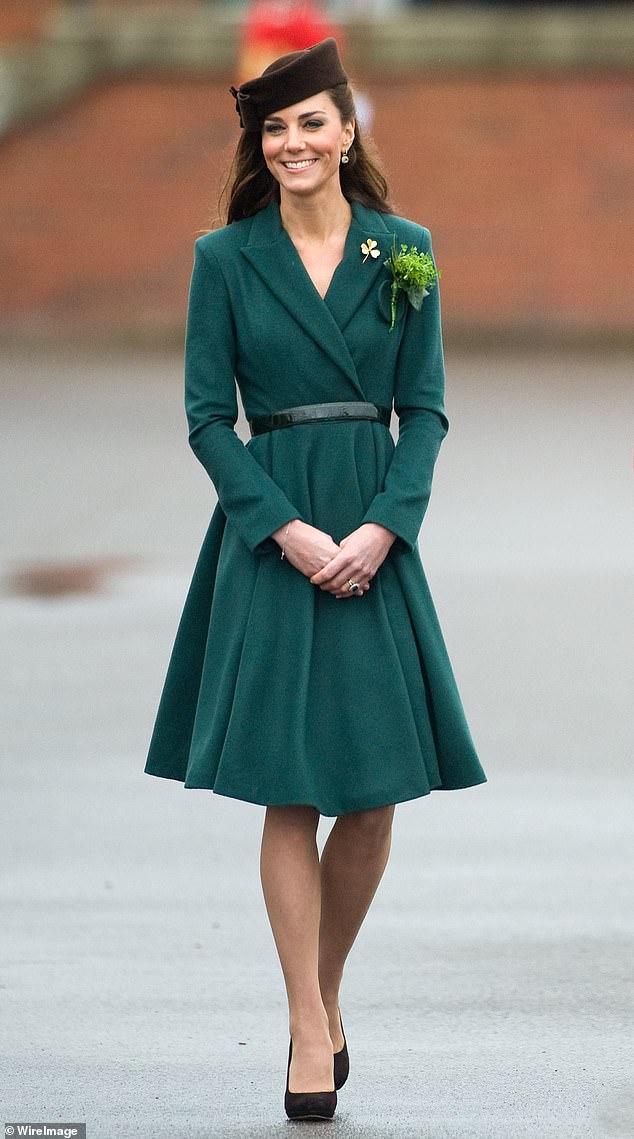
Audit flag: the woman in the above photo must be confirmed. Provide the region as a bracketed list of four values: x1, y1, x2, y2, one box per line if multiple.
[145, 38, 487, 1121]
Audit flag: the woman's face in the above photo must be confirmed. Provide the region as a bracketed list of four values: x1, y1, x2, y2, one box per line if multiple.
[261, 91, 354, 198]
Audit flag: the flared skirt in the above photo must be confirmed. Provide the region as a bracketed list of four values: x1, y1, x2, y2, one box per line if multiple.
[144, 420, 487, 815]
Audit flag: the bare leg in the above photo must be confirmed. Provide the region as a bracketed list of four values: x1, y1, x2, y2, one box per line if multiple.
[260, 804, 335, 1093]
[318, 804, 396, 1049]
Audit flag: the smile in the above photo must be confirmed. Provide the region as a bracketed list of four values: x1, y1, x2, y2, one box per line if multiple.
[282, 159, 318, 170]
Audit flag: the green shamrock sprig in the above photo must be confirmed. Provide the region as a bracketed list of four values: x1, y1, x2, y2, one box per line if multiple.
[384, 242, 440, 332]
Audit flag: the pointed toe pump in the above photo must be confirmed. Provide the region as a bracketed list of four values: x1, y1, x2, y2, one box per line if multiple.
[284, 1036, 337, 1121]
[333, 1008, 349, 1090]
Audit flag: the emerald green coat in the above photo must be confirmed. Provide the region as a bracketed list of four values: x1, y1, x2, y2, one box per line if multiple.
[144, 197, 487, 815]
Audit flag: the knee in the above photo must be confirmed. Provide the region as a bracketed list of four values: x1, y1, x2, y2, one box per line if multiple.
[339, 804, 395, 847]
[264, 803, 320, 837]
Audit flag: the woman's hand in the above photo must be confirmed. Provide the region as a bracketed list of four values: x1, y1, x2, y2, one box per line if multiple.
[271, 519, 343, 582]
[309, 523, 397, 599]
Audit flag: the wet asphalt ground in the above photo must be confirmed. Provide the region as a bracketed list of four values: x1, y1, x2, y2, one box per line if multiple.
[1, 346, 632, 1138]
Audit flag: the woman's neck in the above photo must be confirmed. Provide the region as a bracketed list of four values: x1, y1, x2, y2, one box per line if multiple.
[279, 186, 352, 244]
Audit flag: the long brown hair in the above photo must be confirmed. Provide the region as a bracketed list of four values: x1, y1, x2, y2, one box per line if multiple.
[216, 83, 393, 226]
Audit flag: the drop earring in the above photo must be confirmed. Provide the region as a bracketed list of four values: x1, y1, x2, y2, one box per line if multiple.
[341, 148, 350, 164]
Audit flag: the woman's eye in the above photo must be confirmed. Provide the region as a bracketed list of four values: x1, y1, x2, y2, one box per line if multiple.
[305, 120, 324, 129]
[264, 124, 283, 134]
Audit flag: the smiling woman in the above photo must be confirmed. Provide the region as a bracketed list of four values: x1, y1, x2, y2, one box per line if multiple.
[144, 36, 487, 1125]
[257, 93, 355, 300]
[260, 99, 354, 220]
[223, 42, 391, 225]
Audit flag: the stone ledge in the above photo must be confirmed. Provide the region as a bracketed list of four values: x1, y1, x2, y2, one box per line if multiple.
[360, 7, 634, 71]
[43, 4, 634, 72]
[0, 40, 94, 133]
[43, 3, 237, 73]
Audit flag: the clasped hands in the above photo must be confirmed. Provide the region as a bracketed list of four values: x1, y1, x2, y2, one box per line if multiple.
[272, 518, 397, 599]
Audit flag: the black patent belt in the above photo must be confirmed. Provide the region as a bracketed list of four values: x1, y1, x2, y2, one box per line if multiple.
[249, 401, 391, 437]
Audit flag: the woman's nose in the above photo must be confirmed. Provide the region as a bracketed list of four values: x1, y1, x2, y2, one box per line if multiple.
[285, 129, 305, 151]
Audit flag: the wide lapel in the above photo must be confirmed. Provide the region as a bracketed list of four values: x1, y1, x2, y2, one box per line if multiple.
[240, 201, 363, 394]
[324, 201, 396, 332]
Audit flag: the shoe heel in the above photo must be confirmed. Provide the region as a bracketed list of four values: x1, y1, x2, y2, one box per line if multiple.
[284, 1036, 337, 1121]
[333, 1008, 349, 1090]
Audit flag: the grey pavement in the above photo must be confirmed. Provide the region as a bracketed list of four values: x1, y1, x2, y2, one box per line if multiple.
[1, 346, 633, 1138]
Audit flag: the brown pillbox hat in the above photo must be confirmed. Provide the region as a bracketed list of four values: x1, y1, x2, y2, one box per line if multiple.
[229, 37, 348, 131]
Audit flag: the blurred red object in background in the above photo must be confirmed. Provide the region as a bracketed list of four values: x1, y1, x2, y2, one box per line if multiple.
[236, 0, 343, 85]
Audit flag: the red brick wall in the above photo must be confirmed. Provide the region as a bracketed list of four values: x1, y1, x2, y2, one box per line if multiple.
[0, 70, 631, 341]
[379, 73, 633, 336]
[0, 1, 57, 43]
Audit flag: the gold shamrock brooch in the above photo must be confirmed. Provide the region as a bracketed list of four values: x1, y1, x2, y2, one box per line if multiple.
[361, 238, 380, 263]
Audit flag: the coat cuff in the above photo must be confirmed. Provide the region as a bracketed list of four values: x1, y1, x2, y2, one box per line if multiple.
[250, 513, 303, 556]
[359, 501, 419, 554]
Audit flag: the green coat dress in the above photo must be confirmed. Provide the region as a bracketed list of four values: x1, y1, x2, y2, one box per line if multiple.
[144, 197, 487, 816]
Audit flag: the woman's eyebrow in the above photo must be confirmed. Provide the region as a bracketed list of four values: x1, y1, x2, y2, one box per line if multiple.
[264, 109, 328, 123]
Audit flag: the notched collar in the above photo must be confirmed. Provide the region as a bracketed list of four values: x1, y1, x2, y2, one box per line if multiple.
[324, 205, 396, 332]
[240, 200, 396, 393]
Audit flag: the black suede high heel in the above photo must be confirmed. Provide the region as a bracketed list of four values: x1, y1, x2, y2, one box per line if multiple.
[284, 1036, 337, 1121]
[333, 1008, 349, 1090]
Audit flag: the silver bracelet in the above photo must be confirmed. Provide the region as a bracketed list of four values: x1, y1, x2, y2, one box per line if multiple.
[280, 521, 291, 560]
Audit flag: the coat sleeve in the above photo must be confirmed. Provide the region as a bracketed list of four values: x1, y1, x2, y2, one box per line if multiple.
[360, 226, 449, 554]
[184, 238, 304, 555]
